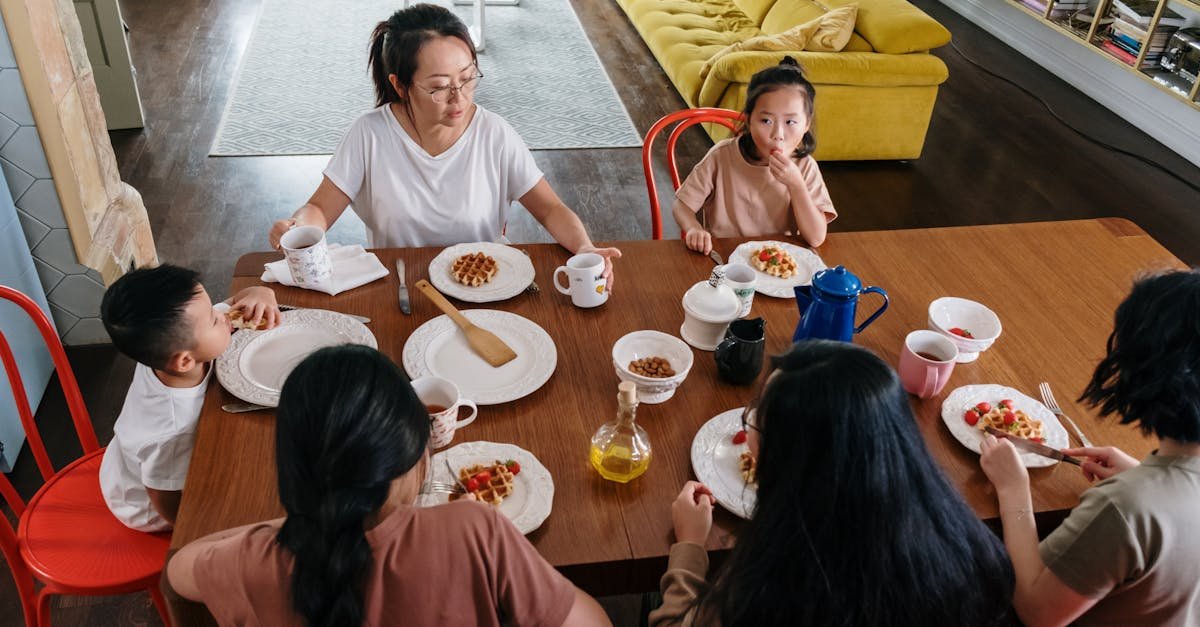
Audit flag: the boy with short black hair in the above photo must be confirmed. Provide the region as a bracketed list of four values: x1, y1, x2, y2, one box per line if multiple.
[99, 264, 279, 531]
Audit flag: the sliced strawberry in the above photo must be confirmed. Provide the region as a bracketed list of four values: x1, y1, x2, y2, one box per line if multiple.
[999, 399, 1015, 410]
[975, 402, 992, 414]
[1002, 411, 1017, 425]
[732, 430, 748, 445]
[505, 459, 521, 475]
[465, 478, 480, 492]
[963, 410, 980, 426]
[473, 471, 492, 483]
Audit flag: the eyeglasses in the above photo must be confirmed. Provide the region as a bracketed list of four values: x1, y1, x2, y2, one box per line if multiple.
[740, 403, 760, 433]
[416, 71, 484, 103]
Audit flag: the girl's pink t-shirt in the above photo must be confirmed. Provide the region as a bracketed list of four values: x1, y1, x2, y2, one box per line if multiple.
[192, 500, 574, 627]
[675, 138, 836, 238]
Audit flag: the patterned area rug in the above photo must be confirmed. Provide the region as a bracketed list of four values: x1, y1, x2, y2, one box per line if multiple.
[211, 0, 642, 155]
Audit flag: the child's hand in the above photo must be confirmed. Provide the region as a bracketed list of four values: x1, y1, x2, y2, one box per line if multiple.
[684, 227, 713, 255]
[767, 149, 806, 190]
[228, 286, 280, 330]
[671, 481, 714, 545]
[1062, 446, 1139, 482]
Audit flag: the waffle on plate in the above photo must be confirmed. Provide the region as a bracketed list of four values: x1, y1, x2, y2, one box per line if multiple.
[453, 461, 516, 506]
[750, 246, 798, 279]
[451, 252, 499, 287]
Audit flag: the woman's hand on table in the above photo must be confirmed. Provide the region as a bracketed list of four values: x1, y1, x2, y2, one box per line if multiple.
[683, 227, 713, 256]
[228, 286, 281, 329]
[671, 481, 714, 546]
[979, 434, 1030, 497]
[577, 244, 622, 293]
[1063, 445, 1139, 482]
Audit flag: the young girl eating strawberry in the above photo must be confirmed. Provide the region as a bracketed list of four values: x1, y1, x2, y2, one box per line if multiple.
[672, 57, 836, 255]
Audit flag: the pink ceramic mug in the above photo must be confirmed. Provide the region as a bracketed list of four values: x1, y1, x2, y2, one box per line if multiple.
[899, 330, 959, 399]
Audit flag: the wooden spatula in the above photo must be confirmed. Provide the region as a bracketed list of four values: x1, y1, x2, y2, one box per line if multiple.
[414, 279, 517, 367]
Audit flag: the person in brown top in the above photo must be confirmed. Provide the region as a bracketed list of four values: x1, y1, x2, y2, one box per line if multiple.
[167, 345, 609, 627]
[651, 341, 1014, 626]
[981, 270, 1200, 626]
[672, 57, 837, 256]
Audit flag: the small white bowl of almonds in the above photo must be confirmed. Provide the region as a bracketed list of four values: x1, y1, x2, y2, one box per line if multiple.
[612, 330, 694, 404]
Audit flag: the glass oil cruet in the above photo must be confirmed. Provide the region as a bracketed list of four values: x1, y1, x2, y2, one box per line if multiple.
[589, 381, 652, 483]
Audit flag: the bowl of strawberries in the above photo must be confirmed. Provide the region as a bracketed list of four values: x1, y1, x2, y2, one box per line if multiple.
[927, 297, 1002, 363]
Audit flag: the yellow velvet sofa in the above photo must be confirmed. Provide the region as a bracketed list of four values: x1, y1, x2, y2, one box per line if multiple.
[615, 0, 952, 160]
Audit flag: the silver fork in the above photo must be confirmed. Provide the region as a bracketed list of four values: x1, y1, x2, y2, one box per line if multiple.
[520, 248, 540, 293]
[1039, 382, 1093, 447]
[421, 481, 460, 495]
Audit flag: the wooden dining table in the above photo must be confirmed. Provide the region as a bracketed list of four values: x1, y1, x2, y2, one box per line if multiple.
[164, 218, 1184, 624]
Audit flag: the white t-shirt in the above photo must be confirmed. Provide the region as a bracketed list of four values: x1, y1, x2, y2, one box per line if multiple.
[323, 104, 544, 248]
[99, 363, 211, 532]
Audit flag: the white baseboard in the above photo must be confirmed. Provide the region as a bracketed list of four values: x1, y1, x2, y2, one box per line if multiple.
[939, 0, 1200, 168]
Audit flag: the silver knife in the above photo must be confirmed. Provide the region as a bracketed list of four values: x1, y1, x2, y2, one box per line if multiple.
[397, 259, 411, 314]
[985, 426, 1081, 465]
[708, 250, 725, 266]
[222, 401, 272, 413]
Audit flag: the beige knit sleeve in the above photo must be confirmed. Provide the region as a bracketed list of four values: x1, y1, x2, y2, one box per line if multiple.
[648, 542, 711, 627]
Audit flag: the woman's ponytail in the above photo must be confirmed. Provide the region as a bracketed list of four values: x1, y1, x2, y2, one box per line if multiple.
[369, 20, 396, 107]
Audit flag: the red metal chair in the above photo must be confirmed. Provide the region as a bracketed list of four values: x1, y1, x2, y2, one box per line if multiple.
[642, 108, 743, 240]
[0, 285, 172, 627]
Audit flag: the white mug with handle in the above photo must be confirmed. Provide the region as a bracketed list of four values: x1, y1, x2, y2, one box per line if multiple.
[553, 252, 608, 308]
[411, 376, 478, 449]
[279, 225, 333, 291]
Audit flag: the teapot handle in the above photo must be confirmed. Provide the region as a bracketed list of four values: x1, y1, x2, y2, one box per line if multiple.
[853, 287, 890, 334]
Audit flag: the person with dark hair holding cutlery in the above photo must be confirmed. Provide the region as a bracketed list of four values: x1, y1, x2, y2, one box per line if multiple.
[980, 269, 1200, 626]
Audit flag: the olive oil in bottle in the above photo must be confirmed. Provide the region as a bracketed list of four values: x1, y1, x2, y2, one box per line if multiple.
[589, 381, 652, 483]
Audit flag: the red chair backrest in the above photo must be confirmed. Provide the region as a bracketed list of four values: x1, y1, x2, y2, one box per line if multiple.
[641, 108, 743, 240]
[0, 285, 99, 481]
[0, 469, 35, 626]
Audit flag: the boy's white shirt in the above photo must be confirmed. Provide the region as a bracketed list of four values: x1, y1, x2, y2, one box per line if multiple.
[99, 362, 211, 532]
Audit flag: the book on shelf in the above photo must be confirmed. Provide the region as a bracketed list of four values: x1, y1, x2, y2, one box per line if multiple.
[1100, 39, 1139, 64]
[1108, 0, 1187, 27]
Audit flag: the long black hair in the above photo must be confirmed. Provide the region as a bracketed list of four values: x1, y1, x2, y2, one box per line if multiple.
[1081, 269, 1200, 443]
[698, 340, 1014, 626]
[737, 56, 817, 161]
[275, 345, 429, 627]
[368, 4, 477, 108]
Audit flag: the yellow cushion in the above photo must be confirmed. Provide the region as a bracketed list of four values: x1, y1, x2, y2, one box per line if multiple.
[844, 32, 873, 52]
[730, 0, 779, 24]
[823, 0, 950, 53]
[700, 6, 858, 79]
[760, 0, 824, 35]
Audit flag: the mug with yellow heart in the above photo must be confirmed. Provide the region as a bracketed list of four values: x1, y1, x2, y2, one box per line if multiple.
[553, 252, 608, 308]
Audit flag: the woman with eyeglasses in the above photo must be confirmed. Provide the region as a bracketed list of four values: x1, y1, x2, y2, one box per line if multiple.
[268, 3, 620, 288]
[167, 345, 610, 626]
[651, 340, 1015, 626]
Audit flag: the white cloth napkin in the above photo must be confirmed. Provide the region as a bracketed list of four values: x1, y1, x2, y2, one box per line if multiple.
[261, 245, 389, 295]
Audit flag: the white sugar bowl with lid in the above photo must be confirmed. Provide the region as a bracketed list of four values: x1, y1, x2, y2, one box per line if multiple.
[680, 270, 743, 351]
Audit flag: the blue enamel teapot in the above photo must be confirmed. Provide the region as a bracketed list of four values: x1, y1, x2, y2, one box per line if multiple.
[792, 265, 889, 343]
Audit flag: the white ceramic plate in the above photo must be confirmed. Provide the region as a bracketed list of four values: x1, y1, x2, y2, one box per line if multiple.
[691, 408, 757, 519]
[729, 240, 826, 299]
[416, 441, 554, 534]
[428, 242, 536, 303]
[940, 384, 1070, 468]
[402, 310, 557, 405]
[216, 309, 377, 407]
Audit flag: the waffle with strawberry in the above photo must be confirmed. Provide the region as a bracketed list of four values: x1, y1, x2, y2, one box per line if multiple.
[750, 246, 798, 279]
[453, 460, 521, 506]
[963, 400, 1045, 441]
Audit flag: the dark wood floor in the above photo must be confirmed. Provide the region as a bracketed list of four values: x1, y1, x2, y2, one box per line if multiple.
[3, 0, 1199, 623]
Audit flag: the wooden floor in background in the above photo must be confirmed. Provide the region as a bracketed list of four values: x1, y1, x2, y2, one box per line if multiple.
[2, 0, 1198, 622]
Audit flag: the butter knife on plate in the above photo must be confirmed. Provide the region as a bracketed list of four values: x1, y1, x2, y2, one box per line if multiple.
[984, 426, 1081, 465]
[397, 258, 411, 315]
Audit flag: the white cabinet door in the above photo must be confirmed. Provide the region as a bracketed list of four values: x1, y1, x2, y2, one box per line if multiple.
[73, 0, 144, 129]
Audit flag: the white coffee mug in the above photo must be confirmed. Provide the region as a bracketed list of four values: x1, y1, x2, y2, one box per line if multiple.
[280, 225, 333, 291]
[721, 263, 757, 318]
[411, 376, 478, 449]
[553, 252, 608, 308]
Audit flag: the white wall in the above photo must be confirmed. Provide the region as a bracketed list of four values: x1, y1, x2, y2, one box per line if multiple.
[939, 0, 1200, 168]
